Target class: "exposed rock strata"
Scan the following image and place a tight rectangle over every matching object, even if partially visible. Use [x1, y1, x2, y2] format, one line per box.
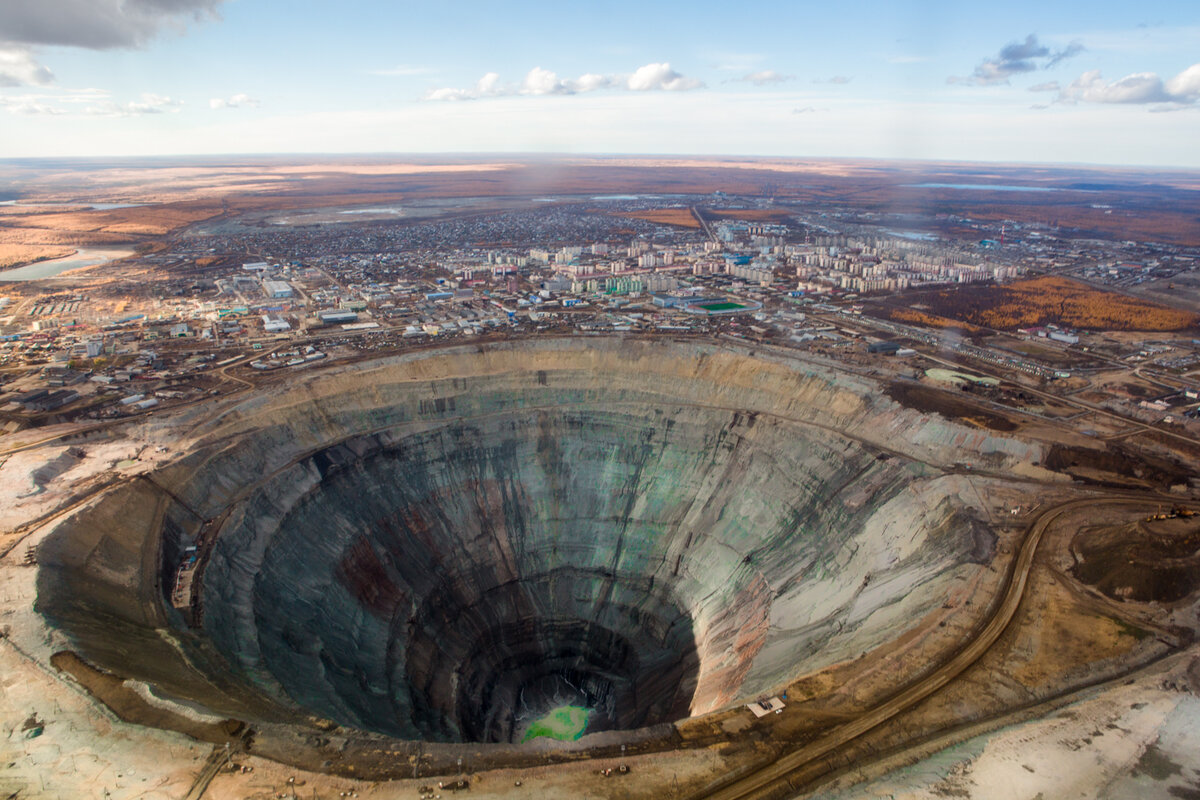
[37, 338, 1035, 745]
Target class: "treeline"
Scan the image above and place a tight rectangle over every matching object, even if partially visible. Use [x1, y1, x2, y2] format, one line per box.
[924, 277, 1198, 332]
[888, 308, 984, 333]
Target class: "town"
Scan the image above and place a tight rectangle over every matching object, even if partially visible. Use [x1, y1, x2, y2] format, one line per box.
[3, 192, 1199, 449]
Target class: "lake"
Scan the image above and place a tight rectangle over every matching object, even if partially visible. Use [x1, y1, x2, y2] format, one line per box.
[0, 248, 137, 282]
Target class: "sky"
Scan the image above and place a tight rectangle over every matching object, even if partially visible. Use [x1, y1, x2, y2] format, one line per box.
[0, 0, 1198, 166]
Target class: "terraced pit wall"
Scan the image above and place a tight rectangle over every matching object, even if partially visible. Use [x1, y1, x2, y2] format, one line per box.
[36, 337, 1039, 748]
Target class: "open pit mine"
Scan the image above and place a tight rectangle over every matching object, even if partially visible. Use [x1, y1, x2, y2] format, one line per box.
[5, 337, 1200, 800]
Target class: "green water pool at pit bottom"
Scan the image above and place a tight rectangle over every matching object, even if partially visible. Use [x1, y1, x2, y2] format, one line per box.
[520, 706, 591, 742]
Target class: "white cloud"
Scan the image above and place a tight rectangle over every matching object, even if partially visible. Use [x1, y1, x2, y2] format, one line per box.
[0, 94, 68, 115]
[425, 62, 703, 101]
[736, 70, 794, 86]
[0, 44, 54, 87]
[1055, 63, 1200, 106]
[86, 92, 183, 116]
[425, 72, 504, 101]
[424, 87, 470, 102]
[521, 66, 571, 96]
[1060, 70, 1166, 103]
[0, 87, 181, 117]
[210, 93, 260, 109]
[1165, 63, 1200, 100]
[1028, 81, 1060, 92]
[627, 63, 702, 92]
[575, 73, 613, 93]
[475, 72, 502, 96]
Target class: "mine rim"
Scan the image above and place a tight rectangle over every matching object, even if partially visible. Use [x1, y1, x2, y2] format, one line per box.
[23, 337, 1200, 795]
[42, 490, 1195, 794]
[695, 493, 1198, 800]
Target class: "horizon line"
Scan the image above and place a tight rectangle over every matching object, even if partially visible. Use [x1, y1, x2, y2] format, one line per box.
[1, 151, 1199, 173]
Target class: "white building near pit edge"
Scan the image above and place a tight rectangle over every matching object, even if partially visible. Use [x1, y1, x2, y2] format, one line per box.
[263, 280, 293, 299]
[262, 315, 290, 333]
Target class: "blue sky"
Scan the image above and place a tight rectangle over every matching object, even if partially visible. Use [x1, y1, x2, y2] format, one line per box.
[1, 0, 1198, 165]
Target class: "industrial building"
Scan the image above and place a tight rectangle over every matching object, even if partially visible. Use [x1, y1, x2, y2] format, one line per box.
[262, 315, 291, 333]
[317, 309, 358, 325]
[263, 280, 294, 299]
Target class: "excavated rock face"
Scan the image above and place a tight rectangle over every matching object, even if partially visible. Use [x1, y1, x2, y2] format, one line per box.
[37, 338, 1020, 745]
[205, 409, 848, 743]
